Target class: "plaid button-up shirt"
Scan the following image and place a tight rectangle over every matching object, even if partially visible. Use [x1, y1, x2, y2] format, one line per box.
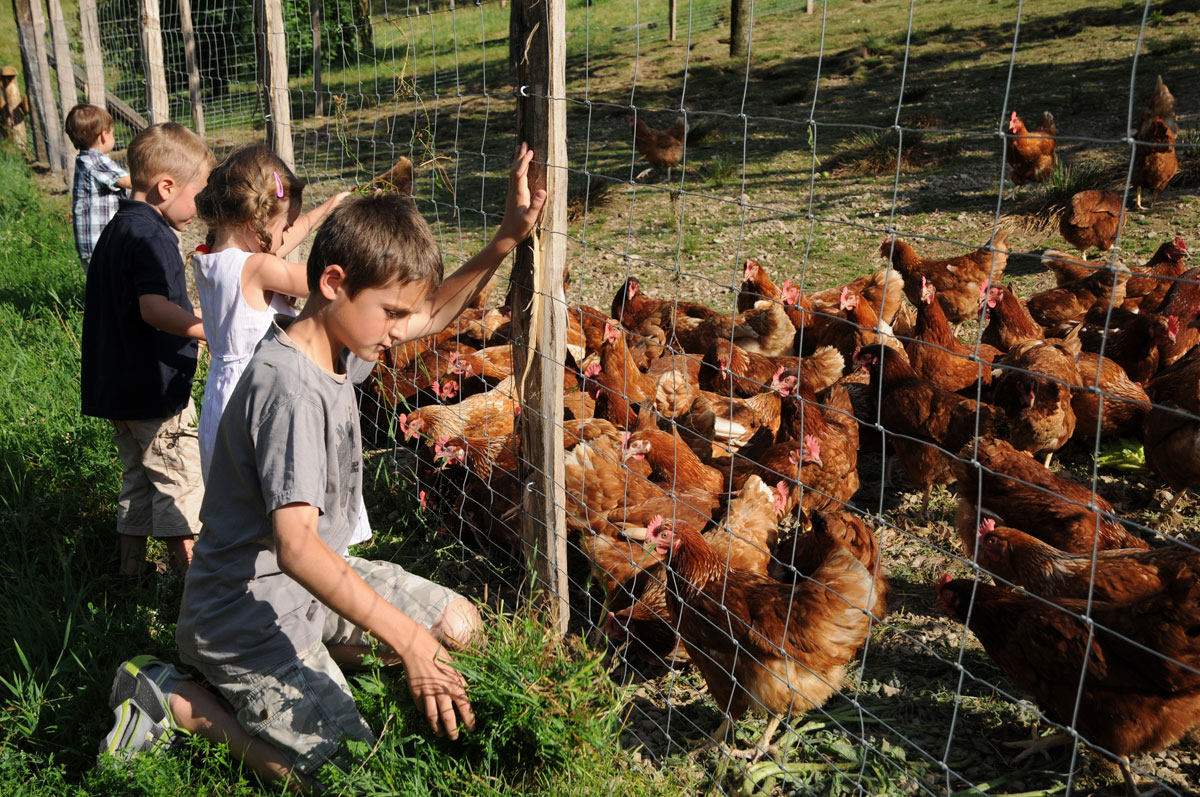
[72, 148, 128, 266]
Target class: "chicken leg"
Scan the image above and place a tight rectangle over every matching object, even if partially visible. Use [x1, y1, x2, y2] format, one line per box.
[1004, 730, 1074, 762]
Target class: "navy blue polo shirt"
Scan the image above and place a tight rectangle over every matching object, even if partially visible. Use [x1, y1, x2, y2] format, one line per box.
[81, 198, 198, 420]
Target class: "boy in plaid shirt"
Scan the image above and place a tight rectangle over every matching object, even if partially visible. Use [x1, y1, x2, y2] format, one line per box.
[67, 103, 132, 270]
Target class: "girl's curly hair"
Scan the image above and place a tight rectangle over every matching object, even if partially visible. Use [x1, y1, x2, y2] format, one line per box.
[195, 144, 304, 253]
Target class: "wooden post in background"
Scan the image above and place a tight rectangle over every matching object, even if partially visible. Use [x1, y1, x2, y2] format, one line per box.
[310, 0, 323, 117]
[46, 0, 77, 183]
[509, 0, 568, 637]
[79, 0, 105, 106]
[139, 0, 170, 124]
[257, 0, 294, 169]
[13, 0, 63, 171]
[730, 0, 750, 58]
[669, 0, 677, 42]
[177, 0, 204, 136]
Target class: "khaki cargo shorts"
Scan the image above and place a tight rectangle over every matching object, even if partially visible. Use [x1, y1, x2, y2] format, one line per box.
[198, 557, 463, 775]
[111, 398, 203, 538]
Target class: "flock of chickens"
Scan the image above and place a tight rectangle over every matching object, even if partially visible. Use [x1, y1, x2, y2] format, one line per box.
[361, 77, 1198, 792]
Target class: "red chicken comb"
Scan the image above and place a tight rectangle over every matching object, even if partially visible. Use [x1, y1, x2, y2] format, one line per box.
[603, 320, 620, 344]
[936, 573, 954, 591]
[744, 259, 759, 280]
[583, 361, 602, 378]
[1168, 315, 1179, 339]
[419, 490, 427, 510]
[1175, 235, 1188, 252]
[774, 480, 789, 513]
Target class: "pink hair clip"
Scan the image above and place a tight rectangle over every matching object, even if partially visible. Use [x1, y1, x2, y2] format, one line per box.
[273, 170, 284, 198]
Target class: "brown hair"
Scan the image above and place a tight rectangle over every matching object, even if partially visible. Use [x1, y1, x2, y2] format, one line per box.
[126, 122, 214, 193]
[195, 144, 303, 253]
[307, 193, 443, 296]
[65, 103, 113, 150]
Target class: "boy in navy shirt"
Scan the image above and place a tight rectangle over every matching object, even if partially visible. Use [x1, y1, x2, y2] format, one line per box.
[81, 122, 214, 575]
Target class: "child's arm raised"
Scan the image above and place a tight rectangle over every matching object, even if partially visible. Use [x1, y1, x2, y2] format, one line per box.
[403, 143, 547, 340]
[243, 253, 310, 303]
[273, 503, 475, 740]
[276, 191, 353, 259]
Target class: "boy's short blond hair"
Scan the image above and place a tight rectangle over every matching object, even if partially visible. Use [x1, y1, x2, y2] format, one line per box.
[307, 193, 443, 296]
[65, 103, 113, 150]
[127, 122, 215, 193]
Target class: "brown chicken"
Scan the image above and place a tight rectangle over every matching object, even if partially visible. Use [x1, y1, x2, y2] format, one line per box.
[647, 519, 876, 757]
[1153, 267, 1200, 368]
[610, 276, 722, 342]
[1041, 248, 1103, 286]
[818, 286, 906, 364]
[937, 575, 1200, 795]
[700, 338, 843, 398]
[1026, 265, 1130, 327]
[398, 375, 518, 445]
[773, 386, 860, 514]
[1132, 117, 1178, 210]
[738, 258, 782, 313]
[625, 426, 724, 495]
[992, 337, 1081, 464]
[771, 509, 890, 620]
[629, 114, 685, 176]
[671, 298, 795, 357]
[952, 436, 1147, 553]
[976, 518, 1199, 602]
[981, 281, 1044, 353]
[1123, 236, 1190, 312]
[880, 233, 1008, 324]
[1072, 352, 1151, 441]
[1006, 111, 1056, 187]
[434, 432, 523, 554]
[1078, 310, 1175, 385]
[597, 320, 656, 403]
[1143, 402, 1200, 515]
[1135, 75, 1177, 141]
[905, 277, 999, 393]
[1060, 190, 1125, 258]
[855, 343, 1003, 514]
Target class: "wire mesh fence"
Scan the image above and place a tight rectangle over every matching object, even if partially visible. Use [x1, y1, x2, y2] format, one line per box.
[20, 0, 1200, 792]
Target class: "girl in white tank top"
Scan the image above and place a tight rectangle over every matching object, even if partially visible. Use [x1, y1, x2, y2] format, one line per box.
[194, 145, 371, 545]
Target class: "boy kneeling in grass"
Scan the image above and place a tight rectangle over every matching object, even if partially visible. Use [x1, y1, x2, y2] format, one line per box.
[102, 146, 546, 789]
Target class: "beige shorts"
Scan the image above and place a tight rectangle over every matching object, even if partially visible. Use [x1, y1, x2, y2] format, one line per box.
[197, 556, 463, 775]
[111, 398, 203, 539]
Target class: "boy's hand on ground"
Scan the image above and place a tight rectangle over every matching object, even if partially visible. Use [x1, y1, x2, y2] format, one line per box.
[494, 142, 548, 251]
[402, 633, 475, 740]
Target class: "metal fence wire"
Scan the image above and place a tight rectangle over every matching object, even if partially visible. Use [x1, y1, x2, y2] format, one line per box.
[38, 0, 1200, 792]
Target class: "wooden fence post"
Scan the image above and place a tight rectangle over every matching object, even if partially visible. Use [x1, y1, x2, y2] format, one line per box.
[78, 0, 105, 106]
[12, 0, 63, 172]
[46, 0, 77, 183]
[730, 0, 750, 58]
[178, 0, 204, 136]
[509, 0, 569, 637]
[310, 0, 323, 117]
[669, 0, 677, 42]
[257, 0, 294, 169]
[139, 0, 170, 124]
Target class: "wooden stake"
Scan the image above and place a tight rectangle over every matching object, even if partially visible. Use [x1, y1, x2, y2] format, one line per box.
[310, 0, 323, 117]
[509, 0, 569, 637]
[177, 0, 204, 136]
[1, 66, 29, 149]
[669, 0, 677, 41]
[257, 0, 294, 169]
[139, 0, 170, 124]
[12, 0, 64, 172]
[78, 0, 105, 106]
[46, 0, 77, 182]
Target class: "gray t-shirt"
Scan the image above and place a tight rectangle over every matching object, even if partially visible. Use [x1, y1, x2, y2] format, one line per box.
[177, 317, 373, 673]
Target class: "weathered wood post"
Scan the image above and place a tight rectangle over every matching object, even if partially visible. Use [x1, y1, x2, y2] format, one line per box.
[310, 0, 323, 117]
[669, 0, 677, 42]
[12, 0, 63, 171]
[139, 0, 170, 124]
[1, 66, 29, 148]
[46, 0, 77, 182]
[256, 0, 294, 169]
[509, 0, 569, 636]
[730, 0, 750, 58]
[78, 0, 105, 106]
[178, 0, 205, 136]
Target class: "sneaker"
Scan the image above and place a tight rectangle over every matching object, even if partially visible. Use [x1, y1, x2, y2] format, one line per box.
[99, 655, 189, 759]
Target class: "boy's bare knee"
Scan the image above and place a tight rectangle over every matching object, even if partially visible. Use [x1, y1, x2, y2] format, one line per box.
[431, 599, 483, 651]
